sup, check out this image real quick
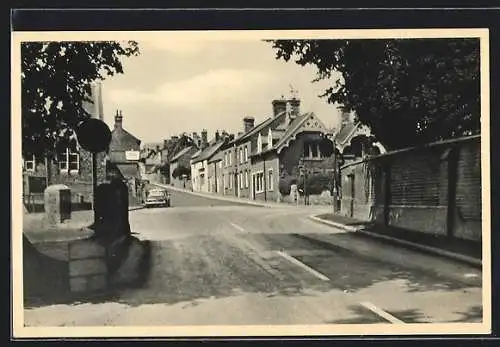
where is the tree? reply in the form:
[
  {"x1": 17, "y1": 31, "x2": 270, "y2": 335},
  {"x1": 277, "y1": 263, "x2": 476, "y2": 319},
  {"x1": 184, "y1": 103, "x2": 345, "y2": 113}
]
[
  {"x1": 172, "y1": 165, "x2": 191, "y2": 179},
  {"x1": 22, "y1": 41, "x2": 140, "y2": 157},
  {"x1": 269, "y1": 39, "x2": 480, "y2": 149}
]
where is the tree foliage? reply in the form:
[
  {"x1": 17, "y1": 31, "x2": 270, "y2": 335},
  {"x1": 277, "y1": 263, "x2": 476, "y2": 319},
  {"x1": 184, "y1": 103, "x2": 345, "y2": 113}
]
[
  {"x1": 21, "y1": 41, "x2": 140, "y2": 157},
  {"x1": 172, "y1": 165, "x2": 191, "y2": 179},
  {"x1": 269, "y1": 39, "x2": 480, "y2": 149}
]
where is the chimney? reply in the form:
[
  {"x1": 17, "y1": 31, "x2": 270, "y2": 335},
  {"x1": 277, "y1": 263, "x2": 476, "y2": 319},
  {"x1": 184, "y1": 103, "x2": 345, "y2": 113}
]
[
  {"x1": 215, "y1": 130, "x2": 220, "y2": 142},
  {"x1": 243, "y1": 117, "x2": 255, "y2": 133},
  {"x1": 272, "y1": 97, "x2": 287, "y2": 117},
  {"x1": 288, "y1": 98, "x2": 300, "y2": 118},
  {"x1": 114, "y1": 110, "x2": 123, "y2": 129},
  {"x1": 201, "y1": 129, "x2": 208, "y2": 148},
  {"x1": 237, "y1": 131, "x2": 244, "y2": 137}
]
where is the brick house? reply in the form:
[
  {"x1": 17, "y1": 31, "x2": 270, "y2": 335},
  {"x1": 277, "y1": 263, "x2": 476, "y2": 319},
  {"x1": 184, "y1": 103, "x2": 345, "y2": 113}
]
[
  {"x1": 22, "y1": 82, "x2": 107, "y2": 211},
  {"x1": 191, "y1": 136, "x2": 227, "y2": 193},
  {"x1": 339, "y1": 135, "x2": 481, "y2": 242},
  {"x1": 207, "y1": 149, "x2": 224, "y2": 194},
  {"x1": 22, "y1": 142, "x2": 107, "y2": 212},
  {"x1": 249, "y1": 98, "x2": 335, "y2": 202},
  {"x1": 107, "y1": 110, "x2": 142, "y2": 198}
]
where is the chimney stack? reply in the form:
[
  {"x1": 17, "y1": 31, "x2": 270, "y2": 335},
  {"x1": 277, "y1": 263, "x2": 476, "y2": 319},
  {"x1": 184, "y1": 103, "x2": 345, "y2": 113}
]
[
  {"x1": 243, "y1": 117, "x2": 255, "y2": 133},
  {"x1": 201, "y1": 129, "x2": 208, "y2": 148},
  {"x1": 272, "y1": 97, "x2": 287, "y2": 117},
  {"x1": 215, "y1": 130, "x2": 220, "y2": 142},
  {"x1": 114, "y1": 110, "x2": 123, "y2": 129},
  {"x1": 288, "y1": 98, "x2": 300, "y2": 119}
]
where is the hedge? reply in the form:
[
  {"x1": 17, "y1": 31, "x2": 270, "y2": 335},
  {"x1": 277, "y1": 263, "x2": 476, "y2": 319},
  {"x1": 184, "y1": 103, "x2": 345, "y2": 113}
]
[{"x1": 297, "y1": 174, "x2": 333, "y2": 195}]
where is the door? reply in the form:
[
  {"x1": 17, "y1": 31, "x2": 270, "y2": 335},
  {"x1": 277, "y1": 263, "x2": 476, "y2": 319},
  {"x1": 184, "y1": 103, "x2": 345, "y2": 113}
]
[
  {"x1": 234, "y1": 174, "x2": 238, "y2": 197},
  {"x1": 348, "y1": 173, "x2": 355, "y2": 218},
  {"x1": 252, "y1": 174, "x2": 256, "y2": 200}
]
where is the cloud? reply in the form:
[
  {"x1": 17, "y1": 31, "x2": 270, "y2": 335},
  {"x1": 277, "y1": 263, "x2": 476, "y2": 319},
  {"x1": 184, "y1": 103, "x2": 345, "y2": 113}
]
[{"x1": 108, "y1": 68, "x2": 271, "y2": 110}]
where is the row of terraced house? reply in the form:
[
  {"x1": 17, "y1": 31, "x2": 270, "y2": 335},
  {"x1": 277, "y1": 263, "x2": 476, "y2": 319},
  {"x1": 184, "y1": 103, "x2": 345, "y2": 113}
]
[{"x1": 189, "y1": 96, "x2": 344, "y2": 204}]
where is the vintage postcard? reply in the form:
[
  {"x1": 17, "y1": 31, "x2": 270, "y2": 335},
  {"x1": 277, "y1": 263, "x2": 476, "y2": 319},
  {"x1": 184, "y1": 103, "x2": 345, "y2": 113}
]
[{"x1": 11, "y1": 28, "x2": 491, "y2": 338}]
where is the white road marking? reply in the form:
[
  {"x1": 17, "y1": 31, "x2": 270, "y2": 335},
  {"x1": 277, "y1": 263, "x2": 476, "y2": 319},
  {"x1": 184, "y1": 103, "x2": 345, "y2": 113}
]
[
  {"x1": 275, "y1": 250, "x2": 330, "y2": 281},
  {"x1": 226, "y1": 222, "x2": 285, "y2": 280},
  {"x1": 360, "y1": 301, "x2": 405, "y2": 324},
  {"x1": 229, "y1": 222, "x2": 246, "y2": 232}
]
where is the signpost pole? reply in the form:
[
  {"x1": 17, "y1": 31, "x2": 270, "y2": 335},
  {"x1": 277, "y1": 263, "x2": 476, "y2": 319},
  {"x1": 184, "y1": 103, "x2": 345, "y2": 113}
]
[{"x1": 92, "y1": 152, "x2": 98, "y2": 220}]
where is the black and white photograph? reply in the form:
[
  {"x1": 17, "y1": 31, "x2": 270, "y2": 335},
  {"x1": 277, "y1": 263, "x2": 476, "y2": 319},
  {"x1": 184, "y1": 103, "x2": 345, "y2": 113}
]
[{"x1": 11, "y1": 28, "x2": 490, "y2": 337}]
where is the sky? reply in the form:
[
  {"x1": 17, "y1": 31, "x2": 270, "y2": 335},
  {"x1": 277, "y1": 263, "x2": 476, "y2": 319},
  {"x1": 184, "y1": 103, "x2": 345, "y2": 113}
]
[{"x1": 100, "y1": 38, "x2": 344, "y2": 145}]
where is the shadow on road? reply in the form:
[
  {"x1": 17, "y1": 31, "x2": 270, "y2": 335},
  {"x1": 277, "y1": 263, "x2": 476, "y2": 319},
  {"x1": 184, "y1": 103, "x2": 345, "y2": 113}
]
[
  {"x1": 109, "y1": 233, "x2": 481, "y2": 314},
  {"x1": 23, "y1": 238, "x2": 153, "y2": 309},
  {"x1": 450, "y1": 305, "x2": 483, "y2": 322},
  {"x1": 326, "y1": 305, "x2": 388, "y2": 324}
]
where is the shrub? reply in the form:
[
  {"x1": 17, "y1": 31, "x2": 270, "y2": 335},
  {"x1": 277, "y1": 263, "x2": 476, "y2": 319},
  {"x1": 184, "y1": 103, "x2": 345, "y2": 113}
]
[
  {"x1": 172, "y1": 165, "x2": 190, "y2": 179},
  {"x1": 297, "y1": 174, "x2": 333, "y2": 195},
  {"x1": 279, "y1": 176, "x2": 298, "y2": 195}
]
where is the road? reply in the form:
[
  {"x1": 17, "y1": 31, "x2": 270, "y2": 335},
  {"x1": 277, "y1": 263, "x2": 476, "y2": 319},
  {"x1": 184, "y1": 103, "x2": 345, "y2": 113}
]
[{"x1": 23, "y1": 188, "x2": 483, "y2": 327}]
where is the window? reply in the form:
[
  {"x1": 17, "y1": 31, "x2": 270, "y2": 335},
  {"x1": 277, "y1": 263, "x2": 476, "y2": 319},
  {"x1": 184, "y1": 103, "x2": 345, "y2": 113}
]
[
  {"x1": 303, "y1": 142, "x2": 310, "y2": 158},
  {"x1": 228, "y1": 151, "x2": 232, "y2": 166},
  {"x1": 267, "y1": 130, "x2": 273, "y2": 148},
  {"x1": 257, "y1": 134, "x2": 262, "y2": 153},
  {"x1": 245, "y1": 170, "x2": 249, "y2": 188},
  {"x1": 224, "y1": 153, "x2": 227, "y2": 167},
  {"x1": 24, "y1": 154, "x2": 35, "y2": 172},
  {"x1": 255, "y1": 171, "x2": 264, "y2": 193},
  {"x1": 59, "y1": 148, "x2": 79, "y2": 173},
  {"x1": 244, "y1": 146, "x2": 248, "y2": 162},
  {"x1": 218, "y1": 160, "x2": 222, "y2": 169},
  {"x1": 311, "y1": 143, "x2": 318, "y2": 158},
  {"x1": 303, "y1": 142, "x2": 322, "y2": 159},
  {"x1": 239, "y1": 172, "x2": 243, "y2": 189},
  {"x1": 239, "y1": 148, "x2": 243, "y2": 164},
  {"x1": 268, "y1": 169, "x2": 274, "y2": 191}
]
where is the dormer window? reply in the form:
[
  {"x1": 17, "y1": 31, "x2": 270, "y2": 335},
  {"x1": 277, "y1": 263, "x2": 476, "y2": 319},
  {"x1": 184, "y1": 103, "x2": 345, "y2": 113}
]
[
  {"x1": 24, "y1": 154, "x2": 36, "y2": 172},
  {"x1": 267, "y1": 129, "x2": 273, "y2": 148},
  {"x1": 257, "y1": 133, "x2": 262, "y2": 153},
  {"x1": 59, "y1": 148, "x2": 80, "y2": 174}
]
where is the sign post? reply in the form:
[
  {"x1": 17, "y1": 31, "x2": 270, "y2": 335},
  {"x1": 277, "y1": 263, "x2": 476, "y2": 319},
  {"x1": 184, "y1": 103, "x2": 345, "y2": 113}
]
[{"x1": 75, "y1": 118, "x2": 112, "y2": 220}]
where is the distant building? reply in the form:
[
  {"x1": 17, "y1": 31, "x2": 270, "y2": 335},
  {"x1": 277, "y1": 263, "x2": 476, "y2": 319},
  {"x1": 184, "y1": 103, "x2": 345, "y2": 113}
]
[
  {"x1": 169, "y1": 145, "x2": 198, "y2": 189},
  {"x1": 190, "y1": 132, "x2": 230, "y2": 193},
  {"x1": 107, "y1": 110, "x2": 142, "y2": 198}
]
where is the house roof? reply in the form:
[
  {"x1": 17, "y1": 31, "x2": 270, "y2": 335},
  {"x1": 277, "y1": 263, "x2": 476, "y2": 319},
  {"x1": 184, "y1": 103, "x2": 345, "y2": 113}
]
[
  {"x1": 110, "y1": 127, "x2": 141, "y2": 150},
  {"x1": 272, "y1": 113, "x2": 312, "y2": 149},
  {"x1": 335, "y1": 122, "x2": 360, "y2": 145},
  {"x1": 170, "y1": 145, "x2": 195, "y2": 163},
  {"x1": 208, "y1": 150, "x2": 224, "y2": 163},
  {"x1": 229, "y1": 111, "x2": 287, "y2": 145},
  {"x1": 250, "y1": 112, "x2": 329, "y2": 157},
  {"x1": 192, "y1": 140, "x2": 226, "y2": 163}
]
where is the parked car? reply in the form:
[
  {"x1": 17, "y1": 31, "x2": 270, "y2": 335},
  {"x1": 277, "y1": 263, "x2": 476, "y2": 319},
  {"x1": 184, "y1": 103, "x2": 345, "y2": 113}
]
[{"x1": 144, "y1": 188, "x2": 171, "y2": 208}]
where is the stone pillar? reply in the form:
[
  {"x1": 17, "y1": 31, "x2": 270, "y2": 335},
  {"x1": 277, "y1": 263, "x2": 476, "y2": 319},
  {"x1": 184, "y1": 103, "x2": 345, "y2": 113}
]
[{"x1": 43, "y1": 184, "x2": 71, "y2": 226}]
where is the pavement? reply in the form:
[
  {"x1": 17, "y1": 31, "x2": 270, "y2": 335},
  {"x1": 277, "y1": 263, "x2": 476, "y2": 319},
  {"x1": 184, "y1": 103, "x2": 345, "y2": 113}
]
[{"x1": 23, "y1": 188, "x2": 483, "y2": 328}]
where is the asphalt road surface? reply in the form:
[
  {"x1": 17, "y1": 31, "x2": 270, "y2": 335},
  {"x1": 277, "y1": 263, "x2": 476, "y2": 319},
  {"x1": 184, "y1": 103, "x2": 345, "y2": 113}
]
[{"x1": 24, "y1": 188, "x2": 482, "y2": 327}]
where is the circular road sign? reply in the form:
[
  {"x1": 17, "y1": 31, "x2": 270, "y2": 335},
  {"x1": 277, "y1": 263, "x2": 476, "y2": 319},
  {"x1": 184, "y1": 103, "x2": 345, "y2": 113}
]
[{"x1": 76, "y1": 118, "x2": 112, "y2": 153}]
